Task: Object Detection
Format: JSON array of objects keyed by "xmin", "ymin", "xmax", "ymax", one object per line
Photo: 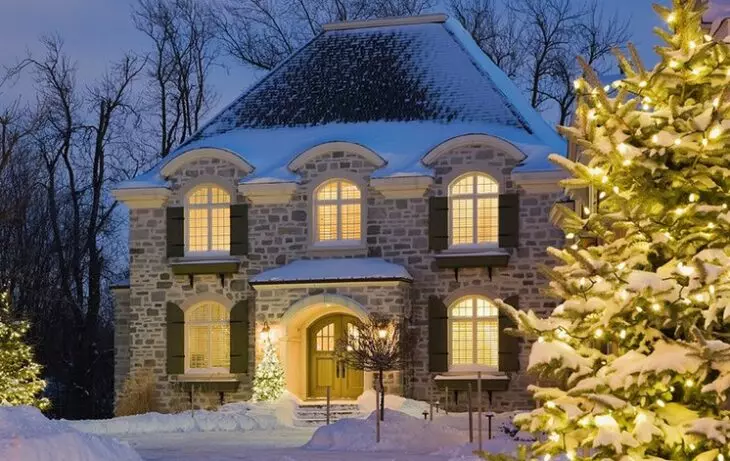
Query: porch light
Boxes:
[{"xmin": 260, "ymin": 322, "xmax": 271, "ymax": 341}]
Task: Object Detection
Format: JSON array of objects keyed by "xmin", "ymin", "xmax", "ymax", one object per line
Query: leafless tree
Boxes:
[
  {"xmin": 14, "ymin": 37, "xmax": 144, "ymax": 418},
  {"xmin": 336, "ymin": 313, "xmax": 414, "ymax": 421},
  {"xmin": 215, "ymin": 0, "xmax": 435, "ymax": 71},
  {"xmin": 133, "ymin": 0, "xmax": 219, "ymax": 157},
  {"xmin": 450, "ymin": 0, "xmax": 630, "ymax": 123}
]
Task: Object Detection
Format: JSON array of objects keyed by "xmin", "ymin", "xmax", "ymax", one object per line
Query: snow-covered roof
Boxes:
[
  {"xmin": 118, "ymin": 15, "xmax": 565, "ymax": 190},
  {"xmin": 249, "ymin": 258, "xmax": 413, "ymax": 285}
]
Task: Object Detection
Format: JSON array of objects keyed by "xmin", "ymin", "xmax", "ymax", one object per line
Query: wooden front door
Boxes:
[{"xmin": 307, "ymin": 314, "xmax": 364, "ymax": 399}]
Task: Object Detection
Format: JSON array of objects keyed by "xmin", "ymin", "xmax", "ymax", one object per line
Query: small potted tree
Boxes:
[{"xmin": 336, "ymin": 313, "xmax": 412, "ymax": 421}]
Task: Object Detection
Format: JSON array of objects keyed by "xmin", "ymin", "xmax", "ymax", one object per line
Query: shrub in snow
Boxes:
[
  {"xmin": 115, "ymin": 367, "xmax": 159, "ymax": 416},
  {"xmin": 504, "ymin": 2, "xmax": 730, "ymax": 459},
  {"xmin": 0, "ymin": 406, "xmax": 141, "ymax": 461}
]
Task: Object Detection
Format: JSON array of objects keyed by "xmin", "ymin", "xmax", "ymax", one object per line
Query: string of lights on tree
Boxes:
[{"xmin": 498, "ymin": 1, "xmax": 730, "ymax": 460}]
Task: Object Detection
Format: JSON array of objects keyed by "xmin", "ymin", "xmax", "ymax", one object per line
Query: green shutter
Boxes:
[
  {"xmin": 428, "ymin": 197, "xmax": 449, "ymax": 251},
  {"xmin": 230, "ymin": 299, "xmax": 250, "ymax": 373},
  {"xmin": 499, "ymin": 296, "xmax": 521, "ymax": 372},
  {"xmin": 428, "ymin": 296, "xmax": 449, "ymax": 372},
  {"xmin": 498, "ymin": 193, "xmax": 520, "ymax": 248},
  {"xmin": 230, "ymin": 204, "xmax": 249, "ymax": 255},
  {"xmin": 166, "ymin": 207, "xmax": 185, "ymax": 258},
  {"xmin": 166, "ymin": 302, "xmax": 185, "ymax": 374}
]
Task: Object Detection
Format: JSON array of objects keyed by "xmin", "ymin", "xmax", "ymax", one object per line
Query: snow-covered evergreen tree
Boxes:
[
  {"xmin": 0, "ymin": 291, "xmax": 49, "ymax": 409},
  {"xmin": 252, "ymin": 338, "xmax": 285, "ymax": 402},
  {"xmin": 504, "ymin": 1, "xmax": 730, "ymax": 459}
]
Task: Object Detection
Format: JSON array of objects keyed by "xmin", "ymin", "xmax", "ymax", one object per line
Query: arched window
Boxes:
[
  {"xmin": 450, "ymin": 296, "xmax": 498, "ymax": 369},
  {"xmin": 314, "ymin": 179, "xmax": 362, "ymax": 242},
  {"xmin": 186, "ymin": 185, "xmax": 230, "ymax": 253},
  {"xmin": 186, "ymin": 302, "xmax": 230, "ymax": 373},
  {"xmin": 449, "ymin": 173, "xmax": 499, "ymax": 246}
]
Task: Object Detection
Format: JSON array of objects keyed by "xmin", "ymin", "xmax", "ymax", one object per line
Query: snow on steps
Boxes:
[{"xmin": 293, "ymin": 402, "xmax": 362, "ymax": 427}]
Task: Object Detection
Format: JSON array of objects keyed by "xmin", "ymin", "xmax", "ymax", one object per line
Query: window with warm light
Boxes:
[
  {"xmin": 450, "ymin": 296, "xmax": 499, "ymax": 369},
  {"xmin": 314, "ymin": 179, "xmax": 362, "ymax": 243},
  {"xmin": 186, "ymin": 185, "xmax": 230, "ymax": 253},
  {"xmin": 449, "ymin": 173, "xmax": 499, "ymax": 246},
  {"xmin": 186, "ymin": 302, "xmax": 230, "ymax": 373}
]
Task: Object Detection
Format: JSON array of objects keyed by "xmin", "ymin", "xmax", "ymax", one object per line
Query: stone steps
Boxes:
[{"xmin": 293, "ymin": 402, "xmax": 362, "ymax": 427}]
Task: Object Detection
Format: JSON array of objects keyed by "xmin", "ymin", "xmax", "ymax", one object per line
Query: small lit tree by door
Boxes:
[{"xmin": 336, "ymin": 313, "xmax": 413, "ymax": 421}]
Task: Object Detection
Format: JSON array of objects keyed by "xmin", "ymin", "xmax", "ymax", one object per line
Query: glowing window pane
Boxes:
[
  {"xmin": 186, "ymin": 185, "xmax": 231, "ymax": 253},
  {"xmin": 318, "ymin": 204, "xmax": 338, "ymax": 241},
  {"xmin": 450, "ymin": 297, "xmax": 499, "ymax": 368},
  {"xmin": 186, "ymin": 302, "xmax": 230, "ymax": 371},
  {"xmin": 451, "ymin": 321, "xmax": 473, "ymax": 365},
  {"xmin": 477, "ymin": 198, "xmax": 498, "ymax": 244},
  {"xmin": 452, "ymin": 199, "xmax": 473, "ymax": 245},
  {"xmin": 315, "ymin": 179, "xmax": 361, "ymax": 242},
  {"xmin": 340, "ymin": 204, "xmax": 361, "ymax": 240},
  {"xmin": 316, "ymin": 323, "xmax": 335, "ymax": 351},
  {"xmin": 476, "ymin": 319, "xmax": 499, "ymax": 367},
  {"xmin": 449, "ymin": 173, "xmax": 499, "ymax": 246}
]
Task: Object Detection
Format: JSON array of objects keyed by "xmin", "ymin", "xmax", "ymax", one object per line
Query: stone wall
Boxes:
[
  {"xmin": 119, "ymin": 142, "xmax": 563, "ymax": 413},
  {"xmin": 112, "ymin": 286, "xmax": 131, "ymax": 406}
]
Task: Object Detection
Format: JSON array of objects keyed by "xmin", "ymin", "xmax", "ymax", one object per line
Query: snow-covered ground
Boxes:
[
  {"xmin": 0, "ymin": 406, "xmax": 141, "ymax": 461},
  {"xmin": 4, "ymin": 393, "xmax": 530, "ymax": 461}
]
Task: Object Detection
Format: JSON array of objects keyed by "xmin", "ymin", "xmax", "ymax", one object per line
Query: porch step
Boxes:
[{"xmin": 293, "ymin": 402, "xmax": 362, "ymax": 427}]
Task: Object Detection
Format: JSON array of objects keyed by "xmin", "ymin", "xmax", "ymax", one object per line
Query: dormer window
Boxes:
[
  {"xmin": 314, "ymin": 179, "xmax": 362, "ymax": 243},
  {"xmin": 186, "ymin": 185, "xmax": 231, "ymax": 254},
  {"xmin": 449, "ymin": 173, "xmax": 499, "ymax": 247}
]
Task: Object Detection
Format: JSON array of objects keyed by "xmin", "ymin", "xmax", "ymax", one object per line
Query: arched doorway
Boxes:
[{"xmin": 307, "ymin": 313, "xmax": 364, "ymax": 399}]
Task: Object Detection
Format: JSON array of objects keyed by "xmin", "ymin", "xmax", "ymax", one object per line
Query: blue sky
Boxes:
[{"xmin": 0, "ymin": 0, "xmax": 670, "ymax": 112}]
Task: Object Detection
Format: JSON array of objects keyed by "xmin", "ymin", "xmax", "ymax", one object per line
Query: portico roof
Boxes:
[{"xmin": 249, "ymin": 258, "xmax": 413, "ymax": 285}]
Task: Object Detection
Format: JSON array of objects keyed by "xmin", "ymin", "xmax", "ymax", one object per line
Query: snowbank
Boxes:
[
  {"xmin": 70, "ymin": 392, "xmax": 298, "ymax": 436},
  {"xmin": 305, "ymin": 409, "xmax": 469, "ymax": 453},
  {"xmin": 356, "ymin": 389, "xmax": 430, "ymax": 417},
  {"xmin": 0, "ymin": 406, "xmax": 141, "ymax": 461}
]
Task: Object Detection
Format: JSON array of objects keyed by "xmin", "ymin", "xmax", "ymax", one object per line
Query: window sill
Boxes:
[
  {"xmin": 170, "ymin": 256, "xmax": 240, "ymax": 275},
  {"xmin": 433, "ymin": 372, "xmax": 510, "ymax": 391},
  {"xmin": 434, "ymin": 248, "xmax": 509, "ymax": 269},
  {"xmin": 172, "ymin": 373, "xmax": 239, "ymax": 383},
  {"xmin": 307, "ymin": 241, "xmax": 367, "ymax": 255}
]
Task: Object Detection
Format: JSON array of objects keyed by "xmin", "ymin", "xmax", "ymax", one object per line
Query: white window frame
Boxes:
[
  {"xmin": 448, "ymin": 172, "xmax": 500, "ymax": 249},
  {"xmin": 448, "ymin": 296, "xmax": 499, "ymax": 372},
  {"xmin": 184, "ymin": 302, "xmax": 231, "ymax": 374},
  {"xmin": 185, "ymin": 184, "xmax": 230, "ymax": 255},
  {"xmin": 313, "ymin": 179, "xmax": 362, "ymax": 244}
]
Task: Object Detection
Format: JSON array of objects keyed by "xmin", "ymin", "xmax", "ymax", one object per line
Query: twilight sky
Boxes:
[{"xmin": 0, "ymin": 0, "xmax": 678, "ymax": 114}]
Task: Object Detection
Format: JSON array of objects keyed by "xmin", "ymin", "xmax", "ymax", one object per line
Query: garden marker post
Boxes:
[
  {"xmin": 467, "ymin": 383, "xmax": 473, "ymax": 443},
  {"xmin": 375, "ymin": 383, "xmax": 381, "ymax": 443},
  {"xmin": 429, "ymin": 384, "xmax": 434, "ymax": 421},
  {"xmin": 477, "ymin": 372, "xmax": 483, "ymax": 452},
  {"xmin": 326, "ymin": 386, "xmax": 331, "ymax": 425},
  {"xmin": 444, "ymin": 386, "xmax": 449, "ymax": 416}
]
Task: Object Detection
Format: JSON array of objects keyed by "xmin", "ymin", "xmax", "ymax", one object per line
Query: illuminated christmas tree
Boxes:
[
  {"xmin": 252, "ymin": 333, "xmax": 285, "ymax": 402},
  {"xmin": 0, "ymin": 291, "xmax": 49, "ymax": 409},
  {"xmin": 503, "ymin": 1, "xmax": 730, "ymax": 459}
]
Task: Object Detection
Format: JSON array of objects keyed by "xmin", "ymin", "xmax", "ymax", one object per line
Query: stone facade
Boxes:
[{"xmin": 115, "ymin": 140, "xmax": 564, "ymax": 413}]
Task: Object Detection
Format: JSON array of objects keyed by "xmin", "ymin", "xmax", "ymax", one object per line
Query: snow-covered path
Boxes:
[{"xmin": 121, "ymin": 429, "xmax": 472, "ymax": 461}]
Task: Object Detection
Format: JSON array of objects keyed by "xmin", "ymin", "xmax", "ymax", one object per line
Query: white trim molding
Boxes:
[
  {"xmin": 160, "ymin": 148, "xmax": 254, "ymax": 177},
  {"xmin": 371, "ymin": 175, "xmax": 433, "ymax": 199},
  {"xmin": 288, "ymin": 142, "xmax": 386, "ymax": 172},
  {"xmin": 422, "ymin": 134, "xmax": 527, "ymax": 166},
  {"xmin": 238, "ymin": 180, "xmax": 297, "ymax": 205},
  {"xmin": 511, "ymin": 170, "xmax": 567, "ymax": 193},
  {"xmin": 112, "ymin": 187, "xmax": 171, "ymax": 209}
]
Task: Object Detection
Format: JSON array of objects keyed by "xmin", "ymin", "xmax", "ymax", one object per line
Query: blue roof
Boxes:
[
  {"xmin": 118, "ymin": 16, "xmax": 565, "ymax": 190},
  {"xmin": 249, "ymin": 258, "xmax": 413, "ymax": 284}
]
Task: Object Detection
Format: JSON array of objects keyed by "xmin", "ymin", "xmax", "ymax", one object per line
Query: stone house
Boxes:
[{"xmin": 112, "ymin": 14, "xmax": 566, "ymax": 413}]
